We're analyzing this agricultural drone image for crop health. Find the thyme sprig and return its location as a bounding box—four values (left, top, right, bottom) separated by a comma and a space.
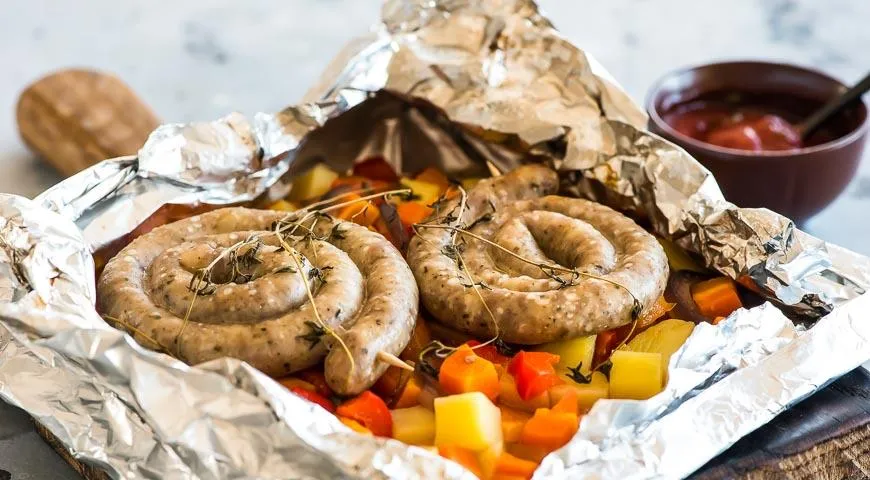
414, 222, 642, 320
171, 187, 413, 369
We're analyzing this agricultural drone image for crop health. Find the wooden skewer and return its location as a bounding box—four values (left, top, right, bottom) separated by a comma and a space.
377, 351, 415, 371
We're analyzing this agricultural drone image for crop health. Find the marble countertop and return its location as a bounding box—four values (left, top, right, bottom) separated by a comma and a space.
0, 0, 868, 478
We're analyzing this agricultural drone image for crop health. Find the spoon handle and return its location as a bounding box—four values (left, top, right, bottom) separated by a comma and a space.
800, 71, 870, 139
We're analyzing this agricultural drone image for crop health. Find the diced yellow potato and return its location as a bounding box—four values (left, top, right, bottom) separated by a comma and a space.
461, 178, 482, 191
622, 319, 695, 378
288, 163, 339, 201
536, 335, 596, 378
434, 392, 503, 451
267, 199, 299, 212
391, 406, 436, 445
657, 237, 706, 273
400, 178, 442, 206
609, 351, 663, 400
550, 371, 609, 413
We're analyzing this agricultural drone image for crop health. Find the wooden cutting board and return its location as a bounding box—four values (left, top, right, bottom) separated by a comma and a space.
16, 69, 870, 480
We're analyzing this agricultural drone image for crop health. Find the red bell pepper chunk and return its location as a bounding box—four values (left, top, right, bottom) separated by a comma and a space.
290, 387, 336, 413
336, 391, 393, 437
507, 351, 562, 401
465, 340, 511, 364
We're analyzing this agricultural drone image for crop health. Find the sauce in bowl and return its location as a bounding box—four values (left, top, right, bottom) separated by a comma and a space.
661, 92, 838, 152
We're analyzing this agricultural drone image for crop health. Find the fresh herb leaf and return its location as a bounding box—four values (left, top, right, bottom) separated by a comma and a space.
566, 362, 592, 384
296, 321, 326, 350
494, 338, 517, 357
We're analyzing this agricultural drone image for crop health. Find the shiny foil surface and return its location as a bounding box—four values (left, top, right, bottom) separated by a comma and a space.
1, 1, 869, 479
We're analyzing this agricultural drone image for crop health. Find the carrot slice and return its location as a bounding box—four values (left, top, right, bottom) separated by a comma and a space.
691, 277, 743, 319
439, 445, 483, 478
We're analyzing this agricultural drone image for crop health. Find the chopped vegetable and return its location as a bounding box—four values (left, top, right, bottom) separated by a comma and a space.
339, 417, 373, 435
372, 366, 410, 406
467, 340, 512, 364
498, 370, 550, 413
439, 345, 500, 401
277, 377, 316, 392
336, 194, 381, 228
336, 391, 393, 437
499, 406, 532, 443
636, 296, 675, 330
394, 376, 423, 408
592, 329, 624, 366
608, 350, 663, 400
657, 237, 707, 273
519, 407, 579, 451
267, 200, 299, 212
434, 392, 503, 451
290, 386, 336, 413
391, 406, 436, 445
400, 178, 442, 206
507, 351, 562, 401
552, 371, 609, 413
414, 167, 451, 192
296, 368, 333, 397
505, 443, 550, 464
550, 389, 578, 415
288, 163, 339, 201
535, 335, 596, 379
622, 318, 694, 377
439, 445, 484, 478
691, 277, 743, 319
396, 201, 433, 232
352, 156, 399, 182
494, 452, 538, 480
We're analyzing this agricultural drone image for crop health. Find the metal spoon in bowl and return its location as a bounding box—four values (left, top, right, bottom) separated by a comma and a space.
797, 71, 870, 141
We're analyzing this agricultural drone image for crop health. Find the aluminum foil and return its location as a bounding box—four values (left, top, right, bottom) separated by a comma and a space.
1, 0, 870, 479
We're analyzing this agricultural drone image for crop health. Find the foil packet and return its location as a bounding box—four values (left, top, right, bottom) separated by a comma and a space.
2, 1, 870, 479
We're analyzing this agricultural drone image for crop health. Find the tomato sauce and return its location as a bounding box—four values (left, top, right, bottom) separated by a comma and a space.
661, 92, 838, 152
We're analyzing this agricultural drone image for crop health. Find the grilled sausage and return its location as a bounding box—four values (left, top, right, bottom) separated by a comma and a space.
407, 165, 669, 344
97, 207, 418, 395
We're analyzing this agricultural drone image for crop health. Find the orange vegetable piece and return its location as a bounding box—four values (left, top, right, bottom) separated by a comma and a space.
712, 316, 726, 325
691, 277, 743, 319
500, 406, 532, 443
505, 443, 550, 464
394, 376, 423, 408
520, 408, 579, 451
637, 296, 675, 330
494, 452, 538, 480
415, 167, 451, 192
499, 371, 550, 413
336, 391, 393, 437
296, 368, 333, 397
277, 377, 316, 392
339, 417, 373, 435
372, 366, 411, 406
396, 202, 434, 230
439, 345, 500, 401
290, 387, 336, 413
439, 445, 484, 478
336, 194, 381, 228
550, 390, 578, 415
466, 340, 511, 364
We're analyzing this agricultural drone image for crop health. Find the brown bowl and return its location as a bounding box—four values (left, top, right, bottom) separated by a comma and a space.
646, 61, 868, 225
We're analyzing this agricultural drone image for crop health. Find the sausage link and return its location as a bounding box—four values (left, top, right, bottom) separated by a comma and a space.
98, 207, 418, 395
407, 165, 669, 344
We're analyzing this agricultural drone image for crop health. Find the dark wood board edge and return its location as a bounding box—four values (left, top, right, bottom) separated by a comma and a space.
32, 420, 110, 480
